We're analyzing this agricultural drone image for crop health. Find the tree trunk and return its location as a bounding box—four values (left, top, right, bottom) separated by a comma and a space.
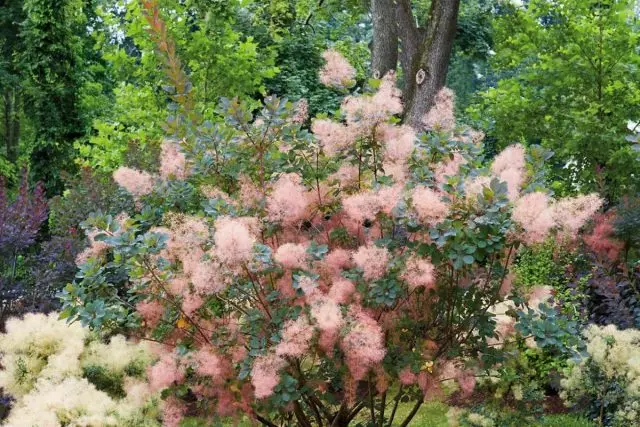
403, 0, 460, 128
371, 0, 398, 78
3, 88, 20, 165
3, 90, 9, 159
395, 0, 423, 86
7, 89, 19, 164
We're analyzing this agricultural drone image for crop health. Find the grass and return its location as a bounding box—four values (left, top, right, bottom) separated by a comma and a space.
533, 414, 596, 427
209, 399, 596, 426
393, 402, 596, 427
390, 400, 449, 426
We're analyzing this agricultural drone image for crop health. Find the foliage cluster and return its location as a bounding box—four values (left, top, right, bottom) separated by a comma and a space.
470, 0, 640, 200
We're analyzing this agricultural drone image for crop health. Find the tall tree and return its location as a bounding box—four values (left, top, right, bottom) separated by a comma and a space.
0, 0, 25, 168
370, 0, 461, 128
20, 0, 85, 193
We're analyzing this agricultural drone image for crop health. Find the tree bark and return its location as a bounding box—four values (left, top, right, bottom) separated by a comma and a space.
8, 89, 19, 164
395, 0, 423, 84
371, 0, 398, 78
402, 0, 460, 128
2, 88, 19, 164
3, 90, 9, 160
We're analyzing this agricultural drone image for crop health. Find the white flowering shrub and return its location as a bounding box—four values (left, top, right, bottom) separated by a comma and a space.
561, 324, 640, 426
447, 407, 496, 427
0, 312, 88, 397
0, 312, 159, 426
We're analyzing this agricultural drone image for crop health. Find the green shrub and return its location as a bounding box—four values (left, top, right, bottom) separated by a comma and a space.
513, 240, 575, 290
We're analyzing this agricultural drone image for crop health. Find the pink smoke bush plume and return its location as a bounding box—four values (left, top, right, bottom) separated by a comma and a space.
319, 49, 356, 89
423, 88, 455, 132
112, 167, 155, 198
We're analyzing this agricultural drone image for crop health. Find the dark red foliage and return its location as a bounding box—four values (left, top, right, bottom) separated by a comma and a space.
0, 171, 48, 255
568, 259, 640, 329
583, 212, 625, 264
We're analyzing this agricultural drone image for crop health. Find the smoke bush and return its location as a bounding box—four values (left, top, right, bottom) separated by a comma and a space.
58, 52, 602, 426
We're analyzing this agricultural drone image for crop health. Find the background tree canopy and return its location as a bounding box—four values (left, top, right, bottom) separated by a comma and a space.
469, 0, 640, 200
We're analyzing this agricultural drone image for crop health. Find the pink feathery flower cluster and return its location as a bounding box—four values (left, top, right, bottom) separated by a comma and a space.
251, 353, 287, 399
464, 176, 492, 201
528, 285, 554, 310
456, 370, 477, 396
411, 186, 449, 226
492, 144, 526, 175
182, 293, 204, 315
491, 144, 526, 201
275, 317, 313, 357
512, 191, 603, 243
312, 72, 404, 163
342, 185, 403, 224
434, 152, 467, 186
382, 161, 409, 183
274, 243, 308, 270
353, 245, 389, 280
341, 309, 386, 381
328, 278, 356, 304
75, 229, 110, 265
213, 216, 256, 267
136, 299, 164, 327
297, 275, 319, 298
342, 191, 381, 224
311, 119, 356, 156
160, 140, 189, 179
330, 164, 360, 188
162, 397, 187, 427
192, 348, 223, 378
148, 353, 186, 392
342, 74, 402, 133
200, 184, 232, 201
422, 88, 455, 132
168, 277, 189, 296
310, 297, 344, 334
377, 184, 403, 216
320, 249, 352, 278
189, 259, 227, 295
402, 256, 436, 291
399, 367, 418, 385
166, 215, 210, 255
113, 167, 155, 197
319, 49, 356, 89
267, 173, 310, 226
379, 124, 416, 164
238, 175, 263, 208
553, 193, 604, 237
511, 192, 555, 244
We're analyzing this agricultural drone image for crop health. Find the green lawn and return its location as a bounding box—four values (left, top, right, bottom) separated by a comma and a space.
392, 401, 595, 427
210, 400, 595, 426
391, 401, 449, 426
